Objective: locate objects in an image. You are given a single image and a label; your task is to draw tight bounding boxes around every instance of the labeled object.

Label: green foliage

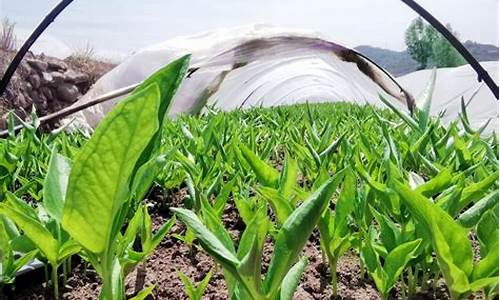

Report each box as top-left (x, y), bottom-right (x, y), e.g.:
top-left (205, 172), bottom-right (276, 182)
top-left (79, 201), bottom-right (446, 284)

top-left (405, 17), bottom-right (436, 69)
top-left (405, 17), bottom-right (465, 69)
top-left (178, 269), bottom-right (213, 300)
top-left (431, 24), bottom-right (466, 68)
top-left (0, 61), bottom-right (498, 300)
top-left (172, 173), bottom-right (340, 300)
top-left (361, 231), bottom-right (422, 299)
top-left (0, 216), bottom-right (38, 284)
top-left (0, 55), bottom-right (189, 298)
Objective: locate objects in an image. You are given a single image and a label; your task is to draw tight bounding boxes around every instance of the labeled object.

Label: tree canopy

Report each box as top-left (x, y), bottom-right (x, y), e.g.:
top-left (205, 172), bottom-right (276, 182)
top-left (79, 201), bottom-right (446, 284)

top-left (405, 17), bottom-right (465, 69)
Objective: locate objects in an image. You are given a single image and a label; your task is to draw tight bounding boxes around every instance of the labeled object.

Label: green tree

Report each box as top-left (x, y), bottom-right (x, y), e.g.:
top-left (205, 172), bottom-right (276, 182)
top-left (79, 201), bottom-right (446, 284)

top-left (430, 24), bottom-right (466, 68)
top-left (405, 17), bottom-right (435, 69)
top-left (405, 18), bottom-right (465, 69)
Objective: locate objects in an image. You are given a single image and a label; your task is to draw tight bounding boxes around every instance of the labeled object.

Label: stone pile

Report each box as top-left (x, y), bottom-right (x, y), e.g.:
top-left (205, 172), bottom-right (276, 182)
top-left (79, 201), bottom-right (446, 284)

top-left (0, 50), bottom-right (115, 130)
top-left (14, 56), bottom-right (91, 115)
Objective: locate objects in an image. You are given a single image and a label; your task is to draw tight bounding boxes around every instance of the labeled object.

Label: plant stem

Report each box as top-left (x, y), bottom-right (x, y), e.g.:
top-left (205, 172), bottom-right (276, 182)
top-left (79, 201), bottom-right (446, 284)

top-left (432, 269), bottom-right (440, 294)
top-left (101, 252), bottom-right (114, 300)
top-left (331, 268), bottom-right (338, 298)
top-left (400, 273), bottom-right (407, 300)
top-left (359, 255), bottom-right (365, 279)
top-left (408, 266), bottom-right (416, 296)
top-left (421, 263), bottom-right (429, 291)
top-left (51, 263), bottom-right (59, 300)
top-left (328, 258), bottom-right (338, 299)
top-left (44, 264), bottom-right (49, 287)
top-left (62, 259), bottom-right (67, 288)
top-left (67, 255), bottom-right (72, 273)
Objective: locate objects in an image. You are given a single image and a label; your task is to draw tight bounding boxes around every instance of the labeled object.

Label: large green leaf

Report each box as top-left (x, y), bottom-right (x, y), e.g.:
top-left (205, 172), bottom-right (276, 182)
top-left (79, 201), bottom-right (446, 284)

top-left (133, 55), bottom-right (191, 155)
top-left (416, 68), bottom-right (436, 130)
top-left (456, 171), bottom-right (498, 213)
top-left (62, 83), bottom-right (161, 253)
top-left (235, 205), bottom-right (268, 298)
top-left (130, 154), bottom-right (166, 202)
top-left (258, 186), bottom-right (293, 225)
top-left (414, 168), bottom-right (453, 198)
top-left (393, 181), bottom-right (474, 297)
top-left (472, 210), bottom-right (499, 281)
top-left (279, 156), bottom-right (298, 199)
top-left (0, 204), bottom-right (59, 264)
top-left (43, 148), bottom-right (71, 222)
top-left (369, 206), bottom-right (399, 252)
top-left (280, 256), bottom-right (308, 300)
top-left (171, 208), bottom-right (240, 270)
top-left (383, 239), bottom-right (422, 292)
top-left (458, 190), bottom-right (499, 228)
top-left (333, 168), bottom-right (356, 240)
top-left (238, 142), bottom-right (279, 188)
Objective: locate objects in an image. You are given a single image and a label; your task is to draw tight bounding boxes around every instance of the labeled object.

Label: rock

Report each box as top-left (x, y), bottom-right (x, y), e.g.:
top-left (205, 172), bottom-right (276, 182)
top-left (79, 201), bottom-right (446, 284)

top-left (28, 74), bottom-right (41, 89)
top-left (64, 69), bottom-right (89, 84)
top-left (29, 91), bottom-right (42, 104)
top-left (56, 83), bottom-right (80, 103)
top-left (40, 72), bottom-right (53, 85)
top-left (36, 96), bottom-right (48, 113)
top-left (26, 59), bottom-right (48, 72)
top-left (18, 62), bottom-right (32, 77)
top-left (47, 59), bottom-right (68, 71)
top-left (14, 93), bottom-right (29, 108)
top-left (40, 87), bottom-right (53, 100)
top-left (50, 71), bottom-right (65, 84)
top-left (22, 94), bottom-right (33, 109)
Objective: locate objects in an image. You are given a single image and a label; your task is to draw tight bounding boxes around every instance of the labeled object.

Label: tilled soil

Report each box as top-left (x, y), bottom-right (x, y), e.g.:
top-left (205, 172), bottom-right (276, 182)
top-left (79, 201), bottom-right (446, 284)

top-left (8, 187), bottom-right (454, 300)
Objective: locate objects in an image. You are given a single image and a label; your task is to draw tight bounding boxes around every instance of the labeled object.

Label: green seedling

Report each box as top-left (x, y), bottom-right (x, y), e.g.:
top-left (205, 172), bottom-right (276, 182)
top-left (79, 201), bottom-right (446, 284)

top-left (0, 216), bottom-right (38, 291)
top-left (177, 269), bottom-right (213, 300)
top-left (172, 174), bottom-right (340, 300)
top-left (393, 181), bottom-right (499, 299)
top-left (0, 148), bottom-right (79, 299)
top-left (60, 55), bottom-right (190, 299)
top-left (361, 228), bottom-right (422, 300)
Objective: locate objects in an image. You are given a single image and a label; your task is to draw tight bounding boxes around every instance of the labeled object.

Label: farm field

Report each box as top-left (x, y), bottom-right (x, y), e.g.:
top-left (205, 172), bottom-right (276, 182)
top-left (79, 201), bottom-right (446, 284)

top-left (0, 57), bottom-right (498, 300)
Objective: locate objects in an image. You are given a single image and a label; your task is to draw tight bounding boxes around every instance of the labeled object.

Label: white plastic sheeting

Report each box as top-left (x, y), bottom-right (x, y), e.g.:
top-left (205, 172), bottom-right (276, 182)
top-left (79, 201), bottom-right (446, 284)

top-left (68, 25), bottom-right (498, 134)
top-left (68, 25), bottom-right (411, 128)
top-left (398, 62), bottom-right (498, 134)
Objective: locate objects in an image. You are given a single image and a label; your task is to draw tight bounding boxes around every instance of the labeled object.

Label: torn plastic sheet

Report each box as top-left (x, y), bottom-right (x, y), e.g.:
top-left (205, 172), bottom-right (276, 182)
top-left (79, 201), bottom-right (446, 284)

top-left (66, 25), bottom-right (411, 127)
top-left (66, 25), bottom-right (497, 134)
top-left (398, 61), bottom-right (498, 134)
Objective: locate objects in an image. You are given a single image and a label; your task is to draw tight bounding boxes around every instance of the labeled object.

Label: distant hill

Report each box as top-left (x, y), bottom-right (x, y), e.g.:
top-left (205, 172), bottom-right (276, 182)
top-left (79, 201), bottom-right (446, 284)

top-left (354, 41), bottom-right (499, 77)
top-left (462, 40), bottom-right (499, 62)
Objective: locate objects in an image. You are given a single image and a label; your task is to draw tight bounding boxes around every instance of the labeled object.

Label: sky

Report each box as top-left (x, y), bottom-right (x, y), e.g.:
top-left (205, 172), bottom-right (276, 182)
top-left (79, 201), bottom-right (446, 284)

top-left (0, 0), bottom-right (498, 59)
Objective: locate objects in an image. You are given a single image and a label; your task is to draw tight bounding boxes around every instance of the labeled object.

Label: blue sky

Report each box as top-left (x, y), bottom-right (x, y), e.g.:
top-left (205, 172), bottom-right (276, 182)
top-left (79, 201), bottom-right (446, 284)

top-left (0, 0), bottom-right (498, 58)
